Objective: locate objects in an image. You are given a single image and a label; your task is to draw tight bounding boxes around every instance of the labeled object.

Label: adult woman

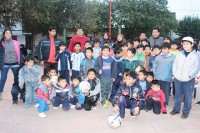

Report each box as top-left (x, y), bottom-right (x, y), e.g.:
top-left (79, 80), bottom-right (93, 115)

top-left (0, 29), bottom-right (21, 101)
top-left (112, 34), bottom-right (126, 49)
top-left (100, 32), bottom-right (113, 48)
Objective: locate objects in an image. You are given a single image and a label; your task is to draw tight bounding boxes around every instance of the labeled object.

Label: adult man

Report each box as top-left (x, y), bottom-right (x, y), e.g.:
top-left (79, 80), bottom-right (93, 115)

top-left (149, 28), bottom-right (164, 48)
top-left (68, 28), bottom-right (89, 53)
top-left (37, 27), bottom-right (61, 74)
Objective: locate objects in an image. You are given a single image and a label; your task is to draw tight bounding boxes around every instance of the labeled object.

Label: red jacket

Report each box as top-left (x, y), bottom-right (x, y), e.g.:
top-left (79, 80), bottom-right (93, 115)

top-left (36, 84), bottom-right (52, 102)
top-left (145, 89), bottom-right (167, 113)
top-left (68, 36), bottom-right (89, 53)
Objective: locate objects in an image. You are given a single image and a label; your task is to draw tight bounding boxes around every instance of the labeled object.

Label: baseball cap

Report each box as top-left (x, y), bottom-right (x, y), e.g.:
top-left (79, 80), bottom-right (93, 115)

top-left (181, 36), bottom-right (194, 44)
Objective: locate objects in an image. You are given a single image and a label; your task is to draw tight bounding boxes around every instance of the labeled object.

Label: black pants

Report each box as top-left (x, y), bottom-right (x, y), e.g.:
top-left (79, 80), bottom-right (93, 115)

top-left (146, 97), bottom-right (161, 114)
top-left (44, 62), bottom-right (57, 75)
top-left (84, 94), bottom-right (100, 111)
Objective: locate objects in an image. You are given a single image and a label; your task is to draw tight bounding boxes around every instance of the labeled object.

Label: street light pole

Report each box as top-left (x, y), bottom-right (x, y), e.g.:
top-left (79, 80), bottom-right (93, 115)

top-left (109, 0), bottom-right (112, 39)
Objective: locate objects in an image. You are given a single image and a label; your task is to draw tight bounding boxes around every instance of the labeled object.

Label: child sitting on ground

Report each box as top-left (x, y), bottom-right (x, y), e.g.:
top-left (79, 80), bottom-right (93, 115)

top-left (146, 72), bottom-right (154, 83)
top-left (145, 80), bottom-right (167, 114)
top-left (48, 67), bottom-right (58, 84)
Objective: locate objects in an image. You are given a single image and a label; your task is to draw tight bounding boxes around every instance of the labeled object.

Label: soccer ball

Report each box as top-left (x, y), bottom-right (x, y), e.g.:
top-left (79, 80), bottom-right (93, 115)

top-left (108, 115), bottom-right (122, 128)
top-left (79, 81), bottom-right (91, 93)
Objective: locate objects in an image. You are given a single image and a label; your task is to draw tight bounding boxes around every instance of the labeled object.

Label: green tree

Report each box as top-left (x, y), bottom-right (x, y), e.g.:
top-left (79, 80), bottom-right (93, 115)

top-left (176, 16), bottom-right (200, 39)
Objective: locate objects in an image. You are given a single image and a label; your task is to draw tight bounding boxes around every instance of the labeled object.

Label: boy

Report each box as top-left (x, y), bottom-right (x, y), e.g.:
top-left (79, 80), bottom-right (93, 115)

top-left (36, 75), bottom-right (51, 118)
top-left (171, 41), bottom-right (179, 55)
top-left (52, 76), bottom-right (70, 111)
top-left (148, 45), bottom-right (161, 71)
top-left (48, 67), bottom-right (58, 84)
top-left (145, 80), bottom-right (167, 114)
top-left (83, 41), bottom-right (91, 55)
top-left (121, 42), bottom-right (128, 58)
top-left (100, 41), bottom-right (114, 56)
top-left (80, 47), bottom-right (96, 80)
top-left (153, 42), bottom-right (175, 105)
top-left (109, 47), bottom-right (123, 102)
top-left (113, 71), bottom-right (145, 119)
top-left (171, 37), bottom-right (200, 119)
top-left (71, 42), bottom-right (85, 80)
top-left (146, 72), bottom-right (154, 83)
top-left (135, 70), bottom-right (151, 95)
top-left (144, 45), bottom-right (151, 71)
top-left (122, 48), bottom-right (139, 72)
top-left (94, 45), bottom-right (117, 107)
top-left (93, 38), bottom-right (101, 59)
top-left (55, 41), bottom-right (72, 83)
top-left (134, 44), bottom-right (145, 66)
top-left (84, 69), bottom-right (101, 111)
top-left (69, 75), bottom-right (85, 110)
top-left (133, 37), bottom-right (140, 49)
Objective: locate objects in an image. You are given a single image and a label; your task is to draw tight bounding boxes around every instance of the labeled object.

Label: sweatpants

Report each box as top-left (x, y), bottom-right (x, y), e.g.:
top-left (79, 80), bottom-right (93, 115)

top-left (52, 96), bottom-right (70, 111)
top-left (146, 97), bottom-right (161, 114)
top-left (109, 77), bottom-right (122, 102)
top-left (118, 95), bottom-right (139, 119)
top-left (38, 99), bottom-right (49, 113)
top-left (100, 77), bottom-right (112, 104)
top-left (84, 94), bottom-right (100, 111)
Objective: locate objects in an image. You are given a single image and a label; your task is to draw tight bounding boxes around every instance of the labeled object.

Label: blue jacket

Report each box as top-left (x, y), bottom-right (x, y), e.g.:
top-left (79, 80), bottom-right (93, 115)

top-left (69, 85), bottom-right (85, 104)
top-left (55, 50), bottom-right (72, 71)
top-left (148, 55), bottom-right (157, 71)
top-left (153, 53), bottom-right (175, 82)
top-left (112, 55), bottom-right (123, 78)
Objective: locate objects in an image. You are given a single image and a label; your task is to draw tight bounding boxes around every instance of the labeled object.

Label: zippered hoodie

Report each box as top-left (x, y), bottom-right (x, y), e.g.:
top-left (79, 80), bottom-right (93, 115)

top-left (84, 77), bottom-right (101, 97)
top-left (36, 84), bottom-right (52, 102)
top-left (69, 85), bottom-right (85, 104)
top-left (173, 50), bottom-right (200, 82)
top-left (52, 83), bottom-right (70, 100)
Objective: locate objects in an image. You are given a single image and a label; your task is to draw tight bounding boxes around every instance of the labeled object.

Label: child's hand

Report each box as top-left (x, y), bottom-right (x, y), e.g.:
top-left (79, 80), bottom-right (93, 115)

top-left (76, 103), bottom-right (81, 108)
top-left (114, 105), bottom-right (119, 113)
top-left (133, 106), bottom-right (140, 116)
top-left (84, 92), bottom-right (89, 96)
top-left (69, 95), bottom-right (73, 98)
top-left (112, 78), bottom-right (115, 82)
top-left (99, 70), bottom-right (102, 74)
top-left (59, 50), bottom-right (63, 53)
top-left (119, 73), bottom-right (122, 76)
top-left (46, 100), bottom-right (51, 105)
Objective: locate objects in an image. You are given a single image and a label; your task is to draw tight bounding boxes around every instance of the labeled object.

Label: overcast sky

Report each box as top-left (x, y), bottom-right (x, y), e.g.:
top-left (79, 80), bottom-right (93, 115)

top-left (168, 0), bottom-right (200, 20)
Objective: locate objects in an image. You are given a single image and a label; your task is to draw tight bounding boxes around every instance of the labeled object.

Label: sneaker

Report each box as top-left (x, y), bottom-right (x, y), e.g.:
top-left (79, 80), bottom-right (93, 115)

top-left (70, 105), bottom-right (75, 109)
top-left (13, 100), bottom-right (18, 104)
top-left (181, 113), bottom-right (189, 119)
top-left (25, 104), bottom-right (31, 109)
top-left (195, 101), bottom-right (200, 105)
top-left (34, 103), bottom-right (39, 108)
top-left (102, 103), bottom-right (108, 108)
top-left (53, 107), bottom-right (58, 110)
top-left (93, 106), bottom-right (98, 110)
top-left (170, 110), bottom-right (180, 115)
top-left (60, 104), bottom-right (63, 107)
top-left (38, 112), bottom-right (46, 118)
top-left (105, 100), bottom-right (110, 105)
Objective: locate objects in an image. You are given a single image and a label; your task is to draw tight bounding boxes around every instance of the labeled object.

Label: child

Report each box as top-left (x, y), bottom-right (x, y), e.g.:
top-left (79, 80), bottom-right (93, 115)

top-left (146, 72), bottom-right (154, 83)
top-left (136, 70), bottom-right (151, 95)
top-left (36, 75), bottom-right (51, 118)
top-left (113, 71), bottom-right (145, 119)
top-left (122, 69), bottom-right (131, 83)
top-left (135, 65), bottom-right (145, 75)
top-left (71, 42), bottom-right (85, 80)
top-left (55, 41), bottom-right (72, 83)
top-left (134, 44), bottom-right (145, 66)
top-left (141, 39), bottom-right (149, 46)
top-left (80, 47), bottom-right (96, 80)
top-left (171, 37), bottom-right (200, 119)
top-left (18, 55), bottom-right (42, 109)
top-left (122, 48), bottom-right (139, 72)
top-left (109, 47), bottom-right (123, 102)
top-left (153, 42), bottom-right (175, 105)
top-left (133, 37), bottom-right (140, 49)
top-left (148, 45), bottom-right (161, 71)
top-left (127, 41), bottom-right (133, 49)
top-left (144, 45), bottom-right (151, 71)
top-left (145, 80), bottom-right (167, 114)
top-left (171, 41), bottom-right (179, 55)
top-left (121, 42), bottom-right (128, 58)
top-left (51, 76), bottom-right (70, 111)
top-left (94, 45), bottom-right (117, 108)
top-left (93, 38), bottom-right (101, 59)
top-left (83, 41), bottom-right (91, 55)
top-left (68, 75), bottom-right (85, 110)
top-left (84, 69), bottom-right (101, 111)
top-left (100, 41), bottom-right (114, 56)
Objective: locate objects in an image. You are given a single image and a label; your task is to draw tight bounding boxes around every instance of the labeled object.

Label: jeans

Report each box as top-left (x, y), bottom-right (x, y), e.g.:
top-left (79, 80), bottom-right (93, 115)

top-left (38, 99), bottom-right (49, 113)
top-left (52, 96), bottom-right (70, 111)
top-left (25, 82), bottom-right (39, 105)
top-left (173, 78), bottom-right (195, 113)
top-left (69, 97), bottom-right (84, 110)
top-left (0, 64), bottom-right (20, 92)
top-left (11, 85), bottom-right (25, 102)
top-left (59, 70), bottom-right (70, 84)
top-left (159, 80), bottom-right (171, 105)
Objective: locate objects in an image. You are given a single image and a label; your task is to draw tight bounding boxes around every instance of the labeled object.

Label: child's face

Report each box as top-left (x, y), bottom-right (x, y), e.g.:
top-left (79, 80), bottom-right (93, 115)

top-left (133, 41), bottom-right (139, 48)
top-left (59, 45), bottom-right (66, 51)
top-left (152, 84), bottom-right (160, 92)
top-left (141, 41), bottom-right (147, 46)
top-left (162, 48), bottom-right (170, 55)
top-left (86, 50), bottom-right (93, 58)
top-left (102, 48), bottom-right (110, 56)
top-left (88, 71), bottom-right (96, 80)
top-left (122, 45), bottom-right (128, 51)
top-left (137, 48), bottom-right (143, 54)
top-left (103, 33), bottom-right (109, 39)
top-left (84, 42), bottom-right (91, 49)
top-left (127, 50), bottom-right (134, 58)
top-left (74, 44), bottom-right (81, 52)
top-left (144, 47), bottom-right (151, 55)
top-left (72, 79), bottom-right (79, 87)
top-left (43, 78), bottom-right (51, 87)
top-left (128, 43), bottom-right (133, 48)
top-left (138, 72), bottom-right (146, 81)
top-left (126, 76), bottom-right (136, 86)
top-left (152, 48), bottom-right (161, 56)
top-left (164, 39), bottom-right (170, 43)
top-left (146, 75), bottom-right (154, 83)
top-left (171, 44), bottom-right (178, 50)
top-left (58, 79), bottom-right (67, 88)
top-left (49, 70), bottom-right (57, 77)
top-left (26, 60), bottom-right (34, 67)
top-left (115, 53), bottom-right (121, 58)
top-left (94, 42), bottom-right (100, 48)
top-left (182, 41), bottom-right (193, 52)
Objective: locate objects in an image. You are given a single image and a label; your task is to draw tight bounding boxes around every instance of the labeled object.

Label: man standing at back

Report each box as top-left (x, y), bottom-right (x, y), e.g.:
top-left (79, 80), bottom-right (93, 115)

top-left (149, 28), bottom-right (164, 48)
top-left (37, 27), bottom-right (61, 74)
top-left (68, 28), bottom-right (89, 53)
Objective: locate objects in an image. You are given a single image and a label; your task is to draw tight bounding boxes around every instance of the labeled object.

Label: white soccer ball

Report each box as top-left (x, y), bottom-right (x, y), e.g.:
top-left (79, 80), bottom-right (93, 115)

top-left (108, 115), bottom-right (122, 128)
top-left (79, 81), bottom-right (91, 93)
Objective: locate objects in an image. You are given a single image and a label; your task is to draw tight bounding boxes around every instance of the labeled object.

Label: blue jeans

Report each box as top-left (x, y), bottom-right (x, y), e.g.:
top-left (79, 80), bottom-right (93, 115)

top-left (52, 96), bottom-right (70, 111)
top-left (0, 64), bottom-right (20, 92)
top-left (25, 82), bottom-right (38, 105)
top-left (173, 78), bottom-right (195, 113)
top-left (38, 99), bottom-right (49, 113)
top-left (159, 80), bottom-right (171, 105)
top-left (69, 97), bottom-right (83, 110)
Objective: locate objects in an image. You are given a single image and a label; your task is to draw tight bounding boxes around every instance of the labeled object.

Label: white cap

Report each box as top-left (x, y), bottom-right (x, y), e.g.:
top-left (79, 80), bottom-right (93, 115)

top-left (181, 36), bottom-right (194, 44)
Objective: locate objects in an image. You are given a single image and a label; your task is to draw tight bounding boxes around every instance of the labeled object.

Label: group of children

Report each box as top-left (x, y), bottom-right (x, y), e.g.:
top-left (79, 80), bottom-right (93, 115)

top-left (17, 35), bottom-right (200, 120)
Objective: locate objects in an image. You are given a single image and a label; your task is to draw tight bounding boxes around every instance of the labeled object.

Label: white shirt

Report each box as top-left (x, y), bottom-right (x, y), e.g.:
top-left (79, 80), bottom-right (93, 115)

top-left (71, 52), bottom-right (85, 71)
